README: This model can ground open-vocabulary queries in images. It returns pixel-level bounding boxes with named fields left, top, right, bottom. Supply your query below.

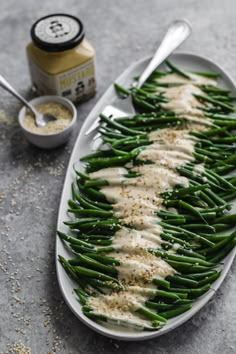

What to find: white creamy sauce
left=86, top=71, right=217, bottom=329
left=149, top=128, right=196, bottom=150
left=112, top=252, right=170, bottom=284
left=137, top=146, right=194, bottom=169
left=170, top=242, right=182, bottom=252
left=162, top=84, right=205, bottom=116
left=112, top=227, right=162, bottom=251
left=95, top=164, right=188, bottom=226
left=157, top=72, right=217, bottom=86
left=192, top=163, right=205, bottom=176
left=182, top=115, right=213, bottom=127
left=87, top=265, right=174, bottom=329
left=89, top=167, right=127, bottom=185
left=158, top=72, right=215, bottom=124
left=87, top=289, right=152, bottom=329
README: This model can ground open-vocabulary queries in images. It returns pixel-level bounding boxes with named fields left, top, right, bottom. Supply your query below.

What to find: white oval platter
left=56, top=52, right=236, bottom=341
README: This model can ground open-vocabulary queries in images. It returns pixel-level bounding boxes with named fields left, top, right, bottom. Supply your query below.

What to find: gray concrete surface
left=0, top=0, right=235, bottom=353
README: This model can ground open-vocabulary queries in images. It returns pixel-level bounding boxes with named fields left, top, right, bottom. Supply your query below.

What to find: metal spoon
left=0, top=75, right=56, bottom=127
left=85, top=19, right=192, bottom=136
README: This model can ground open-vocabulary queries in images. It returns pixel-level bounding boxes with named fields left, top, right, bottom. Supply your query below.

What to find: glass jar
left=26, top=14, right=96, bottom=103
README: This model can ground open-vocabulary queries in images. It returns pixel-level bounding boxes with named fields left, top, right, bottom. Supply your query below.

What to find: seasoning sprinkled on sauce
left=23, top=102, right=72, bottom=135
left=83, top=72, right=216, bottom=328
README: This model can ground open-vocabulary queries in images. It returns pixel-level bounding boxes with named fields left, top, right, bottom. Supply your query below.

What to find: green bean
left=132, top=95, right=157, bottom=111
left=177, top=248, right=207, bottom=260
left=74, top=288, right=88, bottom=305
left=165, top=60, right=191, bottom=79
left=159, top=303, right=192, bottom=319
left=100, top=129, right=128, bottom=139
left=100, top=113, right=145, bottom=136
left=72, top=265, right=120, bottom=284
left=59, top=255, right=83, bottom=284
left=212, top=135, right=236, bottom=143
left=213, top=223, right=233, bottom=232
left=74, top=188, right=113, bottom=210
left=183, top=212, right=216, bottom=222
left=201, top=85, right=230, bottom=94
left=153, top=250, right=213, bottom=266
left=213, top=214, right=236, bottom=225
left=85, top=147, right=144, bottom=172
left=77, top=181, right=108, bottom=202
left=153, top=278, right=170, bottom=288
left=145, top=301, right=176, bottom=311
left=222, top=191, right=236, bottom=202
left=162, top=218, right=186, bottom=225
left=182, top=224, right=215, bottom=234
left=195, top=93, right=235, bottom=112
left=201, top=127, right=228, bottom=137
left=71, top=254, right=118, bottom=275
left=192, top=72, right=220, bottom=78
left=168, top=284, right=211, bottom=298
left=174, top=299, right=193, bottom=305
left=197, top=272, right=220, bottom=286
left=70, top=244, right=97, bottom=254
left=198, top=191, right=216, bottom=208
left=68, top=199, right=81, bottom=209
left=185, top=270, right=218, bottom=280
left=207, top=171, right=236, bottom=191
left=76, top=234, right=112, bottom=240
left=68, top=208, right=113, bottom=218
left=76, top=219, right=120, bottom=232
left=166, top=260, right=215, bottom=273
left=200, top=236, right=235, bottom=256
left=136, top=307, right=166, bottom=322
left=204, top=188, right=229, bottom=208
left=160, top=223, right=215, bottom=246
left=151, top=69, right=168, bottom=77
left=163, top=184, right=209, bottom=198
left=200, top=233, right=232, bottom=242
left=178, top=200, right=207, bottom=223
left=64, top=218, right=101, bottom=229
left=214, top=164, right=235, bottom=175
left=166, top=275, right=199, bottom=288
left=155, top=289, right=180, bottom=301
left=86, top=239, right=112, bottom=246
left=114, top=83, right=131, bottom=97
left=57, top=231, right=94, bottom=249
left=160, top=232, right=193, bottom=248
left=80, top=150, right=114, bottom=162
left=72, top=183, right=105, bottom=210
left=84, top=179, right=109, bottom=188
left=85, top=253, right=120, bottom=266
left=208, top=238, right=236, bottom=263
left=112, top=136, right=149, bottom=149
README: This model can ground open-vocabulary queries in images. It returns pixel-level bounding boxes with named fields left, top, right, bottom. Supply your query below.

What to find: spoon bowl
left=32, top=111, right=57, bottom=128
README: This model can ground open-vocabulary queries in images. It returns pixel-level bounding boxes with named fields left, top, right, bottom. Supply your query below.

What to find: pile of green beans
left=58, top=61, right=236, bottom=331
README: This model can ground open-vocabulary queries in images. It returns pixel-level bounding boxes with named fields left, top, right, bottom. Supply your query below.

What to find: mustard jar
left=26, top=14, right=96, bottom=103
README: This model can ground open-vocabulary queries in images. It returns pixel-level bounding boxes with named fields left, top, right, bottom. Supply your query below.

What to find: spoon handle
left=0, top=75, right=38, bottom=116
left=136, top=19, right=192, bottom=88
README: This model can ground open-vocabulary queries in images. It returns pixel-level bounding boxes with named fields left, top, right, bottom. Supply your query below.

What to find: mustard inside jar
left=26, top=14, right=96, bottom=103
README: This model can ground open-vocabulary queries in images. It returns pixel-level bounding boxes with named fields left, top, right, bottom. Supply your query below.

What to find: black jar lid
left=30, top=14, right=85, bottom=52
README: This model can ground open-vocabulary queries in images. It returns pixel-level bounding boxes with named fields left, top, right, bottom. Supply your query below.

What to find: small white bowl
left=18, top=95, right=77, bottom=149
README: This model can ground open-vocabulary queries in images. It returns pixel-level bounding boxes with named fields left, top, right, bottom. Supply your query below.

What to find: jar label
left=28, top=58, right=96, bottom=102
